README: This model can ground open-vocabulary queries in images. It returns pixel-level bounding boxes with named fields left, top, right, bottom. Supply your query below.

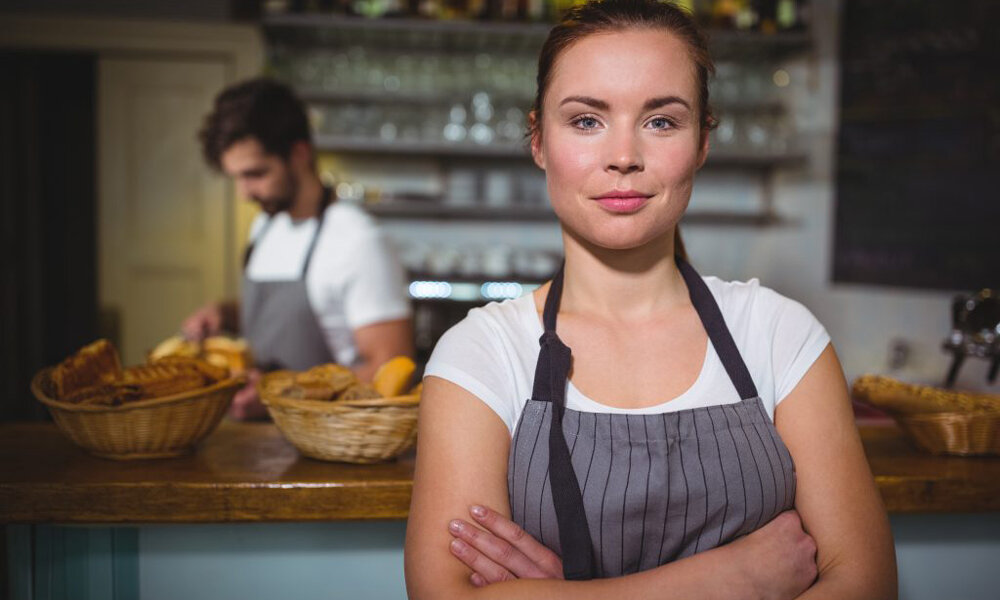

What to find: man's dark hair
left=198, top=77, right=312, bottom=170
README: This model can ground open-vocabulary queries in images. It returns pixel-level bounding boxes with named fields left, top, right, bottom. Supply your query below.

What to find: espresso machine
left=942, top=289, right=1000, bottom=388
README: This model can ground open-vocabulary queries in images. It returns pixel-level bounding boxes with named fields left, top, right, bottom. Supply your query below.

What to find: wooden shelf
left=364, top=202, right=783, bottom=225
left=303, top=90, right=786, bottom=116
left=316, top=135, right=807, bottom=167
left=262, top=13, right=811, bottom=57
left=301, top=88, right=532, bottom=106
left=315, top=135, right=530, bottom=158
left=262, top=12, right=553, bottom=37
left=366, top=202, right=551, bottom=220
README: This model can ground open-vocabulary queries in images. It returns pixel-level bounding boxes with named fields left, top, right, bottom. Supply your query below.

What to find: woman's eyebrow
left=558, top=95, right=610, bottom=110
left=558, top=95, right=691, bottom=112
left=643, top=96, right=691, bottom=111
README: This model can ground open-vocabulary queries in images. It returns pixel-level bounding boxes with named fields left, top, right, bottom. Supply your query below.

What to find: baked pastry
left=51, top=339, right=123, bottom=399
left=150, top=356, right=228, bottom=384
left=298, top=363, right=357, bottom=396
left=283, top=381, right=338, bottom=401
left=202, top=337, right=251, bottom=374
left=261, top=370, right=297, bottom=396
left=121, top=364, right=210, bottom=399
left=372, top=356, right=416, bottom=397
left=338, top=383, right=384, bottom=402
left=64, top=384, right=143, bottom=407
left=148, top=336, right=199, bottom=361
left=149, top=335, right=251, bottom=376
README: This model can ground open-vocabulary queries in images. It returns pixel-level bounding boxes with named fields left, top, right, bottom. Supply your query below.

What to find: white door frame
left=0, top=13, right=263, bottom=298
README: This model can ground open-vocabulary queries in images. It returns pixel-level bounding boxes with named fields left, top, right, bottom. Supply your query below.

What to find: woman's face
left=533, top=29, right=708, bottom=251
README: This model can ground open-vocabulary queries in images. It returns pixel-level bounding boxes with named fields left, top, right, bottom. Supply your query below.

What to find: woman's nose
left=605, top=130, right=644, bottom=174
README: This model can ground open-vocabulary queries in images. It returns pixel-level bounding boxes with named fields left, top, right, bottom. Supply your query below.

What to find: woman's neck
left=559, top=227, right=689, bottom=322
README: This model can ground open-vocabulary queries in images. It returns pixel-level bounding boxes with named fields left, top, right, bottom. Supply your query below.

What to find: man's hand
left=447, top=504, right=564, bottom=587
left=228, top=369, right=268, bottom=421
left=182, top=302, right=224, bottom=342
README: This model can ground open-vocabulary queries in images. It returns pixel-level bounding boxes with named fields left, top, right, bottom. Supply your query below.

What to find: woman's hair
left=199, top=77, right=312, bottom=171
left=531, top=0, right=714, bottom=262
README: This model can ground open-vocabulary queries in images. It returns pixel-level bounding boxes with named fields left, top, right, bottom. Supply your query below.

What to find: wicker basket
left=852, top=375, right=1000, bottom=456
left=32, top=367, right=243, bottom=460
left=259, top=372, right=420, bottom=464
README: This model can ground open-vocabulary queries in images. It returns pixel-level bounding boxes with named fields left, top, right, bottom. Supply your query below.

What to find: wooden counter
left=1, top=421, right=998, bottom=524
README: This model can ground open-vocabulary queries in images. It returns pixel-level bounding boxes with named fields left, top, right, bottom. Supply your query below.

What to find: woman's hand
left=447, top=504, right=564, bottom=587
left=732, top=510, right=818, bottom=600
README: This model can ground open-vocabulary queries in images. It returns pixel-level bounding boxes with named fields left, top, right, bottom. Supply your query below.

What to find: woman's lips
left=593, top=191, right=652, bottom=214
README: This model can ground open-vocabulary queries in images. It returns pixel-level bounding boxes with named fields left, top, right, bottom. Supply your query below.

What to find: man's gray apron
left=240, top=187, right=336, bottom=372
left=508, top=259, right=797, bottom=580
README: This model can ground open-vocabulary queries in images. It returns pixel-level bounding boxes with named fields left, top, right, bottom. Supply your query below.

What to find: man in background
left=183, top=78, right=412, bottom=419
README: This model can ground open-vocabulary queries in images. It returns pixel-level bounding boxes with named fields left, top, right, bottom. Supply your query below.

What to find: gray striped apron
left=507, top=259, right=797, bottom=580
left=241, top=186, right=336, bottom=372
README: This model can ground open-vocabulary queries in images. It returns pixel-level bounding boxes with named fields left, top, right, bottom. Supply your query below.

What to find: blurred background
left=2, top=2, right=1000, bottom=599
left=2, top=0, right=998, bottom=423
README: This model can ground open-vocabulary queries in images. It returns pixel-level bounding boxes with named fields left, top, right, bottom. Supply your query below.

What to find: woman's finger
left=449, top=519, right=550, bottom=579
left=469, top=505, right=564, bottom=578
left=448, top=536, right=514, bottom=584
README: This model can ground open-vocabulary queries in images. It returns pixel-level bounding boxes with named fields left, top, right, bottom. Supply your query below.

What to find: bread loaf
left=51, top=339, right=123, bottom=399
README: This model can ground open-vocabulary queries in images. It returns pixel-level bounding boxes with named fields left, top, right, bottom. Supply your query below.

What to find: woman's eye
left=647, top=117, right=675, bottom=130
left=572, top=116, right=601, bottom=130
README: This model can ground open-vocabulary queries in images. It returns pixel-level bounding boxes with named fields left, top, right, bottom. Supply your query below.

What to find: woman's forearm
left=418, top=543, right=753, bottom=600
left=794, top=566, right=897, bottom=600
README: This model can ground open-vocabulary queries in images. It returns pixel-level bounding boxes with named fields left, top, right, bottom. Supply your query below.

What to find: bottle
left=776, top=0, right=796, bottom=30
left=753, top=0, right=777, bottom=33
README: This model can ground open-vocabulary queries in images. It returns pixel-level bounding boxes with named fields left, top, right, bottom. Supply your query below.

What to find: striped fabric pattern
left=507, top=396, right=797, bottom=577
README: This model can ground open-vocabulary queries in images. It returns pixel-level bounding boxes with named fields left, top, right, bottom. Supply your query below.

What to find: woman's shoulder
left=438, top=293, right=537, bottom=350
left=425, top=294, right=537, bottom=433
left=702, top=273, right=830, bottom=405
left=702, top=275, right=815, bottom=327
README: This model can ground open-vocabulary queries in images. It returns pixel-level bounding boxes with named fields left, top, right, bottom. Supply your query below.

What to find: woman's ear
left=528, top=111, right=545, bottom=170
left=696, top=126, right=711, bottom=170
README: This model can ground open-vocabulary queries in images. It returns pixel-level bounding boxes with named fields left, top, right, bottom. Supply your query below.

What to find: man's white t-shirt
left=245, top=202, right=410, bottom=367
left=425, top=276, right=830, bottom=436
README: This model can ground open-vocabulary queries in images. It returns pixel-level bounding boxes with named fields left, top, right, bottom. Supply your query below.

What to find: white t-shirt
left=245, top=202, right=411, bottom=367
left=425, top=276, right=830, bottom=436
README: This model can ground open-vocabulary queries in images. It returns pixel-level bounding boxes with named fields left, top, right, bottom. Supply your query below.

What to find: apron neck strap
left=299, top=185, right=334, bottom=280
left=533, top=261, right=595, bottom=580
left=676, top=259, right=759, bottom=400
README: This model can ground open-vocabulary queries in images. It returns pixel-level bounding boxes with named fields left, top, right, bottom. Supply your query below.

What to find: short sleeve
left=768, top=293, right=831, bottom=404
left=341, top=232, right=412, bottom=329
left=424, top=310, right=520, bottom=433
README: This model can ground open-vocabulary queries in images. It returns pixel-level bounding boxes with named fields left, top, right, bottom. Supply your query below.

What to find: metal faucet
left=942, top=289, right=1000, bottom=388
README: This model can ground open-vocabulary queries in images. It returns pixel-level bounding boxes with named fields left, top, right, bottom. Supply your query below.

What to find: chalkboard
left=834, top=0, right=1000, bottom=290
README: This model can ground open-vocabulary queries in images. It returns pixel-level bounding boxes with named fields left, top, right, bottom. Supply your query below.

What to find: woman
left=405, top=1, right=896, bottom=598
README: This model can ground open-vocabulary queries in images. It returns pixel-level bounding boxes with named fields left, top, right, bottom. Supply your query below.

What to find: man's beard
left=253, top=174, right=297, bottom=216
